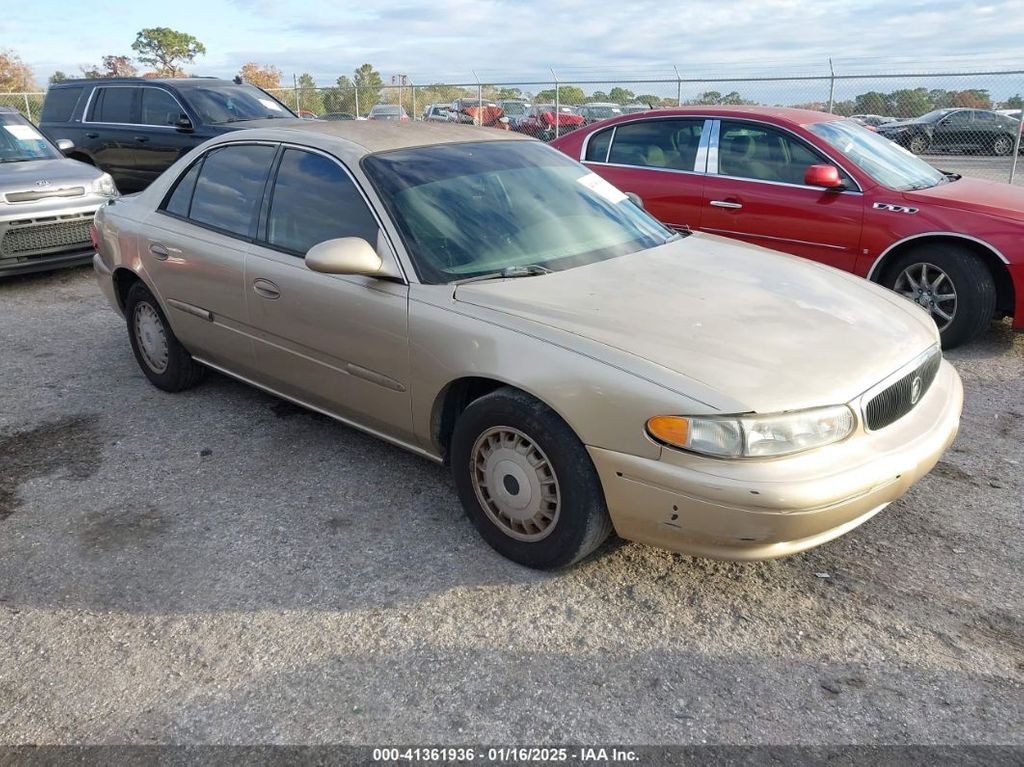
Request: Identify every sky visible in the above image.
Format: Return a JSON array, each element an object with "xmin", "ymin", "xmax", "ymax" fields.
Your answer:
[{"xmin": 4, "ymin": 0, "xmax": 1024, "ymax": 92}]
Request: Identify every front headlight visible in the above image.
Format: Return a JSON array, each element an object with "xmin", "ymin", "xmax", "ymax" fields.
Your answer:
[
  {"xmin": 91, "ymin": 173, "xmax": 119, "ymax": 198},
  {"xmin": 647, "ymin": 405, "xmax": 855, "ymax": 459}
]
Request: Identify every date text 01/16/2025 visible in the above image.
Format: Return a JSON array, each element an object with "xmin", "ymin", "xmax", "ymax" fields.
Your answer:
[{"xmin": 372, "ymin": 747, "xmax": 640, "ymax": 762}]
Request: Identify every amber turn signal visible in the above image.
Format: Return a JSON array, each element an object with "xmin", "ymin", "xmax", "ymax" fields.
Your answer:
[{"xmin": 646, "ymin": 416, "xmax": 690, "ymax": 447}]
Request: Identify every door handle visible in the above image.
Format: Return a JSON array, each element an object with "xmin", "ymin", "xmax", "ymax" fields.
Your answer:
[
  {"xmin": 252, "ymin": 278, "xmax": 281, "ymax": 299},
  {"xmin": 85, "ymin": 132, "xmax": 99, "ymax": 139},
  {"xmin": 148, "ymin": 243, "xmax": 169, "ymax": 260},
  {"xmin": 134, "ymin": 136, "xmax": 150, "ymax": 143},
  {"xmin": 709, "ymin": 200, "xmax": 743, "ymax": 209}
]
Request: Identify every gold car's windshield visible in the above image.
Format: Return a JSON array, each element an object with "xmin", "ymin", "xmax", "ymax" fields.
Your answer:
[{"xmin": 362, "ymin": 141, "xmax": 676, "ymax": 284}]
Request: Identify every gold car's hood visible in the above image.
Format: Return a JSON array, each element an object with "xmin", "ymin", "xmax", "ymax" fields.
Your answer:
[{"xmin": 453, "ymin": 233, "xmax": 938, "ymax": 413}]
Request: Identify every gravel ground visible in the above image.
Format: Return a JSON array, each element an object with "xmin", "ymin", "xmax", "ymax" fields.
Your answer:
[{"xmin": 0, "ymin": 266, "xmax": 1021, "ymax": 746}]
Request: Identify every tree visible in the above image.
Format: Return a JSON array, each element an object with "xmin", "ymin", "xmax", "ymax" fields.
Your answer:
[
  {"xmin": 1005, "ymin": 94, "xmax": 1024, "ymax": 109},
  {"xmin": 295, "ymin": 73, "xmax": 323, "ymax": 115},
  {"xmin": 607, "ymin": 87, "xmax": 635, "ymax": 104},
  {"xmin": 239, "ymin": 62, "xmax": 282, "ymax": 90},
  {"xmin": 322, "ymin": 75, "xmax": 357, "ymax": 114},
  {"xmin": 889, "ymin": 88, "xmax": 932, "ymax": 118},
  {"xmin": 0, "ymin": 48, "xmax": 36, "ymax": 92},
  {"xmin": 953, "ymin": 89, "xmax": 992, "ymax": 109},
  {"xmin": 534, "ymin": 85, "xmax": 585, "ymax": 104},
  {"xmin": 81, "ymin": 55, "xmax": 138, "ymax": 79},
  {"xmin": 853, "ymin": 91, "xmax": 889, "ymax": 115},
  {"xmin": 492, "ymin": 86, "xmax": 523, "ymax": 100},
  {"xmin": 353, "ymin": 64, "xmax": 384, "ymax": 114},
  {"xmin": 131, "ymin": 28, "xmax": 206, "ymax": 77},
  {"xmin": 49, "ymin": 71, "xmax": 70, "ymax": 84}
]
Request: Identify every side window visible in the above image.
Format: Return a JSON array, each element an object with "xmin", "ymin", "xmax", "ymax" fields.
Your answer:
[
  {"xmin": 88, "ymin": 87, "xmax": 140, "ymax": 124},
  {"xmin": 41, "ymin": 86, "xmax": 84, "ymax": 122},
  {"xmin": 584, "ymin": 128, "xmax": 613, "ymax": 162},
  {"xmin": 718, "ymin": 121, "xmax": 835, "ymax": 185},
  {"xmin": 188, "ymin": 144, "xmax": 277, "ymax": 238},
  {"xmin": 265, "ymin": 149, "xmax": 379, "ymax": 255},
  {"xmin": 141, "ymin": 88, "xmax": 184, "ymax": 126},
  {"xmin": 974, "ymin": 111, "xmax": 995, "ymax": 124},
  {"xmin": 607, "ymin": 119, "xmax": 704, "ymax": 170},
  {"xmin": 943, "ymin": 111, "xmax": 970, "ymax": 126},
  {"xmin": 162, "ymin": 159, "xmax": 203, "ymax": 218}
]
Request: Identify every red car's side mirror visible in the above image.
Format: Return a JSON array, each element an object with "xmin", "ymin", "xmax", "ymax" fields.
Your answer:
[{"xmin": 804, "ymin": 164, "xmax": 844, "ymax": 190}]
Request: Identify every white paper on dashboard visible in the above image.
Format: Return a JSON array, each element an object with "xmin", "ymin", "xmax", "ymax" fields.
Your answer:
[
  {"xmin": 577, "ymin": 172, "xmax": 628, "ymax": 204},
  {"xmin": 4, "ymin": 124, "xmax": 43, "ymax": 141},
  {"xmin": 257, "ymin": 99, "xmax": 284, "ymax": 111}
]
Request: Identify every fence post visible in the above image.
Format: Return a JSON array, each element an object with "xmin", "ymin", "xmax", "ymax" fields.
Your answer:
[
  {"xmin": 293, "ymin": 74, "xmax": 300, "ymax": 114},
  {"xmin": 673, "ymin": 65, "xmax": 682, "ymax": 106},
  {"xmin": 1011, "ymin": 116, "xmax": 1023, "ymax": 184},
  {"xmin": 552, "ymin": 69, "xmax": 560, "ymax": 139},
  {"xmin": 827, "ymin": 58, "xmax": 836, "ymax": 114},
  {"xmin": 354, "ymin": 86, "xmax": 360, "ymax": 119},
  {"xmin": 24, "ymin": 93, "xmax": 32, "ymax": 122},
  {"xmin": 412, "ymin": 84, "xmax": 417, "ymax": 120}
]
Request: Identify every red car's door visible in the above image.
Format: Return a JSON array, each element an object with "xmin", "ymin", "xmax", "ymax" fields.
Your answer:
[
  {"xmin": 700, "ymin": 119, "xmax": 865, "ymax": 272},
  {"xmin": 580, "ymin": 117, "xmax": 709, "ymax": 232}
]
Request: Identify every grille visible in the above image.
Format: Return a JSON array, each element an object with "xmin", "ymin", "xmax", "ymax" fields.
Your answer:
[
  {"xmin": 864, "ymin": 350, "xmax": 942, "ymax": 431},
  {"xmin": 1, "ymin": 216, "xmax": 93, "ymax": 258},
  {"xmin": 5, "ymin": 187, "xmax": 85, "ymax": 203}
]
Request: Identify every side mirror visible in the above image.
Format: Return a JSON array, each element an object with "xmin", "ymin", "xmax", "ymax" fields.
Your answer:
[
  {"xmin": 56, "ymin": 138, "xmax": 74, "ymax": 152},
  {"xmin": 175, "ymin": 113, "xmax": 194, "ymax": 131},
  {"xmin": 804, "ymin": 164, "xmax": 844, "ymax": 190},
  {"xmin": 625, "ymin": 192, "xmax": 645, "ymax": 210},
  {"xmin": 306, "ymin": 237, "xmax": 383, "ymax": 276}
]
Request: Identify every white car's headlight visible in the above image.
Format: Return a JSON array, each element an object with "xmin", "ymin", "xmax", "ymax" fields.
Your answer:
[
  {"xmin": 647, "ymin": 405, "xmax": 855, "ymax": 459},
  {"xmin": 92, "ymin": 173, "xmax": 119, "ymax": 198}
]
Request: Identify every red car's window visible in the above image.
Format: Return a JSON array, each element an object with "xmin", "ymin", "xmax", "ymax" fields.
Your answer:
[
  {"xmin": 718, "ymin": 121, "xmax": 835, "ymax": 186},
  {"xmin": 607, "ymin": 119, "xmax": 704, "ymax": 171}
]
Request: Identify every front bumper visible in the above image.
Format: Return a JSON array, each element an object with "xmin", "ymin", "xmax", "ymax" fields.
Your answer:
[
  {"xmin": 0, "ymin": 201, "xmax": 101, "ymax": 278},
  {"xmin": 588, "ymin": 360, "xmax": 963, "ymax": 560}
]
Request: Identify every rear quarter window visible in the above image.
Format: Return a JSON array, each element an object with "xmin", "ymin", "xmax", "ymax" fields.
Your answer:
[{"xmin": 41, "ymin": 87, "xmax": 84, "ymax": 122}]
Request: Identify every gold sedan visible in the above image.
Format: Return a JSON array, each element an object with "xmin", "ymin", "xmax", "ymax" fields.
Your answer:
[{"xmin": 92, "ymin": 122, "xmax": 962, "ymax": 569}]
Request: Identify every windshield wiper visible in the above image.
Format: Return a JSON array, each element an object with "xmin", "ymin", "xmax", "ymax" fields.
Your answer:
[{"xmin": 453, "ymin": 264, "xmax": 553, "ymax": 285}]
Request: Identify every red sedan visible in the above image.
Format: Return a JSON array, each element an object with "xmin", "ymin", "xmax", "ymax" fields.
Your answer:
[{"xmin": 550, "ymin": 106, "xmax": 1024, "ymax": 347}]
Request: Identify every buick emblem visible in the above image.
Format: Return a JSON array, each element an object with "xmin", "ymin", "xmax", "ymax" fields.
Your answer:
[
  {"xmin": 35, "ymin": 179, "xmax": 52, "ymax": 187},
  {"xmin": 910, "ymin": 376, "xmax": 923, "ymax": 405}
]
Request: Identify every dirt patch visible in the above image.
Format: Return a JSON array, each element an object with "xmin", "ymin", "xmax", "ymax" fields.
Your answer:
[
  {"xmin": 78, "ymin": 505, "xmax": 170, "ymax": 553},
  {"xmin": 0, "ymin": 415, "xmax": 103, "ymax": 521}
]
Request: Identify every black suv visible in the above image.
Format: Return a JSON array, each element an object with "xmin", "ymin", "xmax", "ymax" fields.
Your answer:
[{"xmin": 39, "ymin": 78, "xmax": 299, "ymax": 192}]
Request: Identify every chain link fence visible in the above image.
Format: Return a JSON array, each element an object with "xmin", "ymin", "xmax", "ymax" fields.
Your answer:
[{"xmin": 5, "ymin": 67, "xmax": 1024, "ymax": 183}]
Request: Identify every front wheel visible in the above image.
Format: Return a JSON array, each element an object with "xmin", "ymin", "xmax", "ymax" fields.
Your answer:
[
  {"xmin": 908, "ymin": 134, "xmax": 930, "ymax": 155},
  {"xmin": 883, "ymin": 244, "xmax": 997, "ymax": 349},
  {"xmin": 450, "ymin": 387, "xmax": 612, "ymax": 569}
]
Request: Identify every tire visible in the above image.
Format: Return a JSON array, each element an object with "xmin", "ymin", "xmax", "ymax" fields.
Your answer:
[
  {"xmin": 882, "ymin": 243, "xmax": 997, "ymax": 349},
  {"xmin": 450, "ymin": 387, "xmax": 613, "ymax": 569},
  {"xmin": 908, "ymin": 134, "xmax": 930, "ymax": 155},
  {"xmin": 125, "ymin": 281, "xmax": 206, "ymax": 392},
  {"xmin": 992, "ymin": 134, "xmax": 1014, "ymax": 157}
]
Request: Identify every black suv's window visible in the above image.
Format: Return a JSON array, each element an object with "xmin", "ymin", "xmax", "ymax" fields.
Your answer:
[
  {"xmin": 187, "ymin": 144, "xmax": 277, "ymax": 238},
  {"xmin": 88, "ymin": 87, "xmax": 140, "ymax": 124},
  {"xmin": 40, "ymin": 86, "xmax": 84, "ymax": 122},
  {"xmin": 265, "ymin": 149, "xmax": 379, "ymax": 255},
  {"xmin": 608, "ymin": 119, "xmax": 705, "ymax": 170},
  {"xmin": 183, "ymin": 84, "xmax": 293, "ymax": 125},
  {"xmin": 141, "ymin": 88, "xmax": 184, "ymax": 126}
]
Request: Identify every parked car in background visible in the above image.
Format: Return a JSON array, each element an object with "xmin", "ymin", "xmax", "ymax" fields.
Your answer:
[
  {"xmin": 516, "ymin": 104, "xmax": 585, "ymax": 140},
  {"xmin": 497, "ymin": 99, "xmax": 529, "ymax": 130},
  {"xmin": 92, "ymin": 121, "xmax": 961, "ymax": 569},
  {"xmin": 321, "ymin": 112, "xmax": 356, "ymax": 121},
  {"xmin": 851, "ymin": 114, "xmax": 896, "ymax": 129},
  {"xmin": 577, "ymin": 102, "xmax": 624, "ymax": 125},
  {"xmin": 621, "ymin": 104, "xmax": 654, "ymax": 114},
  {"xmin": 39, "ymin": 77, "xmax": 299, "ymax": 193},
  {"xmin": 0, "ymin": 106, "xmax": 118, "ymax": 277},
  {"xmin": 877, "ymin": 108, "xmax": 1021, "ymax": 156},
  {"xmin": 367, "ymin": 104, "xmax": 409, "ymax": 122},
  {"xmin": 449, "ymin": 98, "xmax": 509, "ymax": 130},
  {"xmin": 551, "ymin": 106, "xmax": 1024, "ymax": 347},
  {"xmin": 422, "ymin": 104, "xmax": 452, "ymax": 122}
]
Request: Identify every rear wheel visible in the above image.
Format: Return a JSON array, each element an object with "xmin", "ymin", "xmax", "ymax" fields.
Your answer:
[
  {"xmin": 883, "ymin": 243, "xmax": 997, "ymax": 349},
  {"xmin": 908, "ymin": 134, "xmax": 930, "ymax": 155},
  {"xmin": 992, "ymin": 134, "xmax": 1014, "ymax": 156},
  {"xmin": 125, "ymin": 282, "xmax": 206, "ymax": 391},
  {"xmin": 450, "ymin": 387, "xmax": 612, "ymax": 569}
]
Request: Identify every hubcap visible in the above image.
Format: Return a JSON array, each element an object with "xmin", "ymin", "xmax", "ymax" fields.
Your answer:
[
  {"xmin": 470, "ymin": 426, "xmax": 560, "ymax": 542},
  {"xmin": 134, "ymin": 302, "xmax": 169, "ymax": 373},
  {"xmin": 893, "ymin": 262, "xmax": 957, "ymax": 331}
]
